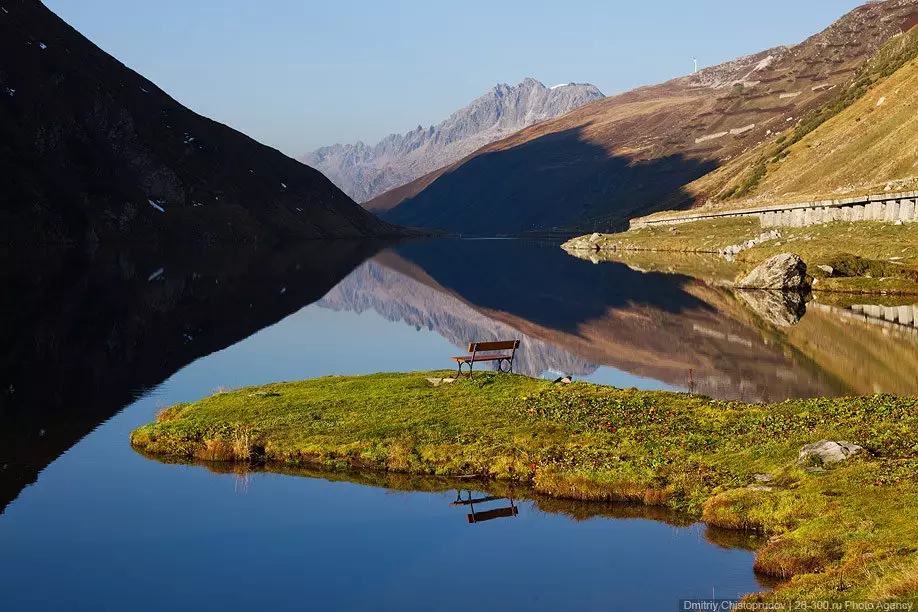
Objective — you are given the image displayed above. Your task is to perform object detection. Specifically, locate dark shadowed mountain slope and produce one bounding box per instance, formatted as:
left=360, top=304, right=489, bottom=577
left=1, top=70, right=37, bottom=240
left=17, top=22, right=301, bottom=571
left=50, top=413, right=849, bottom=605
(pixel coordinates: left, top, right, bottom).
left=0, top=0, right=395, bottom=244
left=370, top=1, right=918, bottom=234
left=303, top=79, right=603, bottom=203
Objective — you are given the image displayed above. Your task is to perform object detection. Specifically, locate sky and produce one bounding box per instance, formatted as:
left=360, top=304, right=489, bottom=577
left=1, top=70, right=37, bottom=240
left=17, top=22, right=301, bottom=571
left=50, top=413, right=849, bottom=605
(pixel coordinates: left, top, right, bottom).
left=43, top=0, right=865, bottom=157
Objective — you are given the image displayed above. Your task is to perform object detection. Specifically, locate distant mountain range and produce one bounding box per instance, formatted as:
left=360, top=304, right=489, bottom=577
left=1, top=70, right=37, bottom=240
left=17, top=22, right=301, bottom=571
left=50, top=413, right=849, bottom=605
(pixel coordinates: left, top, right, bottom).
left=0, top=1, right=394, bottom=244
left=302, top=78, right=604, bottom=203
left=367, top=0, right=918, bottom=235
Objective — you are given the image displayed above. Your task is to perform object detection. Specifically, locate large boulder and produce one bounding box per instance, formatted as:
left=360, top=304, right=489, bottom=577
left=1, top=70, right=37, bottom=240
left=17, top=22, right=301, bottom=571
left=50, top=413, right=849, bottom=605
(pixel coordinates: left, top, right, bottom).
left=737, top=253, right=810, bottom=290
left=799, top=440, right=863, bottom=465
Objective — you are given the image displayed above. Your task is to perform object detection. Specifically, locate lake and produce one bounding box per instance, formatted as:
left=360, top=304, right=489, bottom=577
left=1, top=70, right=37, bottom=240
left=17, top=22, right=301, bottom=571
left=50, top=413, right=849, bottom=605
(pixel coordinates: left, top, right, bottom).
left=2, top=238, right=916, bottom=610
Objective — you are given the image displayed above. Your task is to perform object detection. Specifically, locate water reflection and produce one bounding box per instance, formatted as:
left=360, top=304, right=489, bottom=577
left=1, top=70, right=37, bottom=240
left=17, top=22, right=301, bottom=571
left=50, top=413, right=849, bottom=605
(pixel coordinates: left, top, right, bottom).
left=451, top=490, right=520, bottom=524
left=3, top=238, right=918, bottom=517
left=0, top=240, right=388, bottom=512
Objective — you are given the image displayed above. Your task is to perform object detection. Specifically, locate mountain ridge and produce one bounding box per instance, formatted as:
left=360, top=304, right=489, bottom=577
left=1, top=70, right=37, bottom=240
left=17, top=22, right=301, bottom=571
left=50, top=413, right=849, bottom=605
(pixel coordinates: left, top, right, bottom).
left=303, top=78, right=604, bottom=202
left=369, top=0, right=918, bottom=235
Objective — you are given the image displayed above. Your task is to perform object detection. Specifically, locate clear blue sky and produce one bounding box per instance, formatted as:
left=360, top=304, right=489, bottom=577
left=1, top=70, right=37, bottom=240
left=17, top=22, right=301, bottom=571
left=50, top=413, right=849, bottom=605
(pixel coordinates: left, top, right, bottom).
left=44, top=0, right=863, bottom=157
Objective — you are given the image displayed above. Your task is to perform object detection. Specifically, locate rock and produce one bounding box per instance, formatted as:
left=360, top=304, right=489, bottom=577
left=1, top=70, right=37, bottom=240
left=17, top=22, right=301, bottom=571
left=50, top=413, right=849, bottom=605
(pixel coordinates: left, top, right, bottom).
left=753, top=473, right=774, bottom=482
left=562, top=233, right=609, bottom=253
left=817, top=264, right=834, bottom=276
left=737, top=289, right=807, bottom=327
left=799, top=440, right=863, bottom=465
left=737, top=253, right=809, bottom=290
left=747, top=485, right=773, bottom=492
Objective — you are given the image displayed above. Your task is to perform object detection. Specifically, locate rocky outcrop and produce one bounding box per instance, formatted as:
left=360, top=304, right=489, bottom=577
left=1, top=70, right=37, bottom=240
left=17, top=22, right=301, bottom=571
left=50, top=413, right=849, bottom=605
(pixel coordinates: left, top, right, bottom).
left=0, top=1, right=394, bottom=244
left=799, top=440, right=863, bottom=465
left=720, top=230, right=782, bottom=259
left=737, top=254, right=810, bottom=290
left=305, top=79, right=603, bottom=203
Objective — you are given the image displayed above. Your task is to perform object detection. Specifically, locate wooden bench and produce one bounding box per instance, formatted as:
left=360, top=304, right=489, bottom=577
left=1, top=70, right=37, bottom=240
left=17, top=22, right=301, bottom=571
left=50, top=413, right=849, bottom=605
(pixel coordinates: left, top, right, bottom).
left=451, top=340, right=520, bottom=378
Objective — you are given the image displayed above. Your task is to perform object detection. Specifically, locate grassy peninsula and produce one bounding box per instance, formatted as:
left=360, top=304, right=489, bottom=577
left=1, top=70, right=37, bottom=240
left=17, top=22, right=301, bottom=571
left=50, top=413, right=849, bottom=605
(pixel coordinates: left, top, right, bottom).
left=132, top=371, right=917, bottom=602
left=566, top=218, right=918, bottom=295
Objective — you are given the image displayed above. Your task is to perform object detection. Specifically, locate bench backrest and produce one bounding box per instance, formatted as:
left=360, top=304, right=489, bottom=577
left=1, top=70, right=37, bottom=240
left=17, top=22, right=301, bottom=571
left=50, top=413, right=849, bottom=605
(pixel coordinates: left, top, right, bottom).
left=468, top=340, right=520, bottom=353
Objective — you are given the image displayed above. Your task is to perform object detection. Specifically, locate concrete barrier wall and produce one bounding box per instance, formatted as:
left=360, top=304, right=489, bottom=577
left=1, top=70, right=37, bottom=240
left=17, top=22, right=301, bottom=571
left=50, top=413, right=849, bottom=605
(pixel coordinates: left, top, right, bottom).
left=630, top=191, right=918, bottom=229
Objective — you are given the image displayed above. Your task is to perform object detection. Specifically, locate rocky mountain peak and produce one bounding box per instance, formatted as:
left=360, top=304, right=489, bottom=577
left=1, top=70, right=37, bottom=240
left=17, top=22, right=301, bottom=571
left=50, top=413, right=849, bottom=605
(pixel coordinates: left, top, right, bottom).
left=302, top=78, right=604, bottom=202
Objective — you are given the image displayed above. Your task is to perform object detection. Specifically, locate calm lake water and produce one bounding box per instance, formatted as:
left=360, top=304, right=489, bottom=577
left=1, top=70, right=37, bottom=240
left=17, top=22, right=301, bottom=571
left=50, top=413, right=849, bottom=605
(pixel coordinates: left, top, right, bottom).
left=2, top=238, right=916, bottom=610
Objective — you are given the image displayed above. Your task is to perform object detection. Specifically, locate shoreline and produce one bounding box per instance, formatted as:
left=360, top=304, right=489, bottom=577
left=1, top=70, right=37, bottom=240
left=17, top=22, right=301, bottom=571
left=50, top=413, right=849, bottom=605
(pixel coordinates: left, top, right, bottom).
left=562, top=219, right=918, bottom=297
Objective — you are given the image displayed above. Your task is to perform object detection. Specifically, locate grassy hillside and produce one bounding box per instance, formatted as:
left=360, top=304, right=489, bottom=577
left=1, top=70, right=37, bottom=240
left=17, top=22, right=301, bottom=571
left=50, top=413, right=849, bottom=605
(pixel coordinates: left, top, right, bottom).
left=368, top=1, right=918, bottom=234
left=687, top=26, right=918, bottom=208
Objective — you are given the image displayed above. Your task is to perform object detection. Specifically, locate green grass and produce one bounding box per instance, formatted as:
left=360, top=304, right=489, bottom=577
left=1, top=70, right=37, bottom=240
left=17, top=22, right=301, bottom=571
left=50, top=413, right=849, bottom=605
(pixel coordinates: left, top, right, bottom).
left=132, top=371, right=918, bottom=602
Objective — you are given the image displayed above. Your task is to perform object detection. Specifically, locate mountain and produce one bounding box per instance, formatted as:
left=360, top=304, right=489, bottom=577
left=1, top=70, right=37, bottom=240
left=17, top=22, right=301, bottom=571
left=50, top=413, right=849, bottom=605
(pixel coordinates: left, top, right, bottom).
left=0, top=0, right=394, bottom=244
left=368, top=0, right=918, bottom=235
left=303, top=78, right=604, bottom=203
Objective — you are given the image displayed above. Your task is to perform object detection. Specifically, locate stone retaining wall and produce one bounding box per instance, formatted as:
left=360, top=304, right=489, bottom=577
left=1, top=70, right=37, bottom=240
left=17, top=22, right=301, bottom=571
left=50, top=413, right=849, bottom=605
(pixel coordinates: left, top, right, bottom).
left=630, top=191, right=918, bottom=229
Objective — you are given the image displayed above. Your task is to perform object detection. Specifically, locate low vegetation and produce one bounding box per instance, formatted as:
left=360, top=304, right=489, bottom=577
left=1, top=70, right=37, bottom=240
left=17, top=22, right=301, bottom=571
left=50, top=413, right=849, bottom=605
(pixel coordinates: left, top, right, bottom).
left=132, top=372, right=918, bottom=602
left=572, top=218, right=918, bottom=294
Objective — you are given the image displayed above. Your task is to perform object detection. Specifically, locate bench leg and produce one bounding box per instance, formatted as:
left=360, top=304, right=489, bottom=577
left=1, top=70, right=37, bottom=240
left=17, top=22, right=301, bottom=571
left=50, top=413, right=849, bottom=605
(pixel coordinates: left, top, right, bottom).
left=457, top=361, right=473, bottom=379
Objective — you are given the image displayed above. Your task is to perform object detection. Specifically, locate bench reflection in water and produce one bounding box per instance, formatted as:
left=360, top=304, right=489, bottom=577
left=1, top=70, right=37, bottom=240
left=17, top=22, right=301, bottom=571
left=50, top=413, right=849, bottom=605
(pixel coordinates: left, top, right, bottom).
left=451, top=490, right=519, bottom=524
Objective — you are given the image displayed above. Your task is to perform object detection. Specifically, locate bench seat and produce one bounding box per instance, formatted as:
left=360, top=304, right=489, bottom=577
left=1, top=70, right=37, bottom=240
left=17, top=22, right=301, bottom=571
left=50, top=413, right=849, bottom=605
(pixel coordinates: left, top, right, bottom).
left=450, top=353, right=513, bottom=364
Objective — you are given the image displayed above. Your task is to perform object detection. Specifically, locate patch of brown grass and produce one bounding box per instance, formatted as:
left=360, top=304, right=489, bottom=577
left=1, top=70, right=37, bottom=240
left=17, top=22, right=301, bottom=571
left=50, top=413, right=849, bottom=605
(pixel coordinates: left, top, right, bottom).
left=873, top=557, right=918, bottom=599
left=753, top=536, right=845, bottom=579
left=194, top=438, right=235, bottom=462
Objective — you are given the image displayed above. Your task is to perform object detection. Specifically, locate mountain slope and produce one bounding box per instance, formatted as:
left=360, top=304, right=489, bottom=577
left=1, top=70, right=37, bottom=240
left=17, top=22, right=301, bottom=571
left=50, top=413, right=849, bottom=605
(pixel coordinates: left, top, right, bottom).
left=682, top=25, right=918, bottom=209
left=304, top=78, right=603, bottom=203
left=370, top=0, right=918, bottom=235
left=0, top=0, right=394, bottom=244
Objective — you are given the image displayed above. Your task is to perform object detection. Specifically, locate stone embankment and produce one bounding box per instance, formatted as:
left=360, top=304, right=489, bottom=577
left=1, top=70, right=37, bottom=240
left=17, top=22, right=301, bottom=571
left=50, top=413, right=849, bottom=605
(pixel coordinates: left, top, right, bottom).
left=631, top=191, right=918, bottom=229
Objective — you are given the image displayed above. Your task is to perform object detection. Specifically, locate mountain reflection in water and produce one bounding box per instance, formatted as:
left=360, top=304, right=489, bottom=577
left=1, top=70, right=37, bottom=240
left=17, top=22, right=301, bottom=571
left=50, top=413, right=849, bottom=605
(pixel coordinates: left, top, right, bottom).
left=3, top=238, right=918, bottom=515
